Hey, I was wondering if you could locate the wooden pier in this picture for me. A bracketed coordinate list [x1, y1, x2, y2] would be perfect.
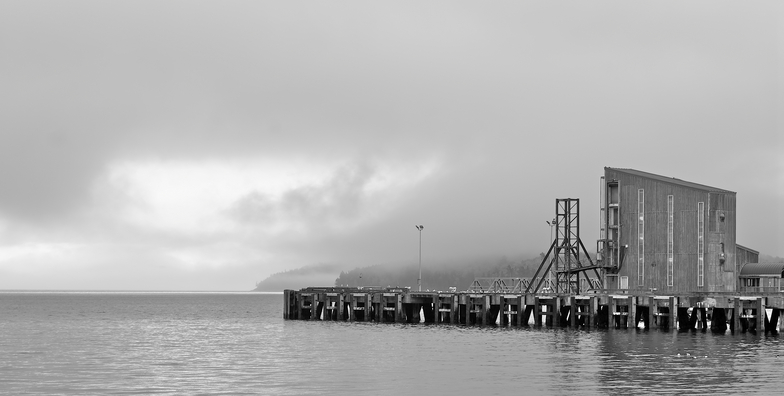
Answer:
[284, 287, 784, 334]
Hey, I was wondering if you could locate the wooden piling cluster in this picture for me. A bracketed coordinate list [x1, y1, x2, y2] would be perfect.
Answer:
[284, 287, 784, 334]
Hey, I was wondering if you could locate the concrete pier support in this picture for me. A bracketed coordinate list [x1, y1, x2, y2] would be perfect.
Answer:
[322, 292, 344, 321]
[574, 296, 596, 328]
[348, 293, 371, 322]
[610, 296, 630, 328]
[499, 296, 515, 326]
[313, 293, 325, 321]
[535, 297, 558, 327]
[379, 293, 403, 323]
[433, 295, 443, 324]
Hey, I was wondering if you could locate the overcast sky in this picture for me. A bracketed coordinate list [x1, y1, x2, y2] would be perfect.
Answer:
[1, 1, 782, 290]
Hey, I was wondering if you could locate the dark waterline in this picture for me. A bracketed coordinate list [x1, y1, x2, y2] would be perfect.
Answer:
[1, 292, 781, 395]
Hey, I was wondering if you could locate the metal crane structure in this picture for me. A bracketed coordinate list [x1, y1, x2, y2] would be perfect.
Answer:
[525, 198, 603, 294]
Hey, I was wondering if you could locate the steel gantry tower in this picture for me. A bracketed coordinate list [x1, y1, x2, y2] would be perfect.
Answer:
[526, 199, 603, 294]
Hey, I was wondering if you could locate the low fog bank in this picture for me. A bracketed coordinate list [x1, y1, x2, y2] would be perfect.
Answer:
[256, 253, 784, 292]
[256, 252, 571, 292]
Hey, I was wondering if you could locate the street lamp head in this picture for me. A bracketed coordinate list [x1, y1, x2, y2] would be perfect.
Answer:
[416, 225, 424, 230]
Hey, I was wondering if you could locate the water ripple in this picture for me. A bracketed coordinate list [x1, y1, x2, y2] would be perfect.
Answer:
[1, 292, 782, 395]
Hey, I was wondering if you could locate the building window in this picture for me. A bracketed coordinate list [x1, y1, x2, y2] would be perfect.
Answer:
[697, 201, 704, 287]
[638, 189, 644, 286]
[667, 195, 674, 287]
[620, 276, 629, 290]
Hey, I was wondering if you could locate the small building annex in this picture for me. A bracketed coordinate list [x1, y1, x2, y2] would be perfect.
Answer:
[739, 262, 784, 293]
[598, 167, 758, 294]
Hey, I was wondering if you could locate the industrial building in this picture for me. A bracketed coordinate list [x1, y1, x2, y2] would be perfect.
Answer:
[598, 167, 760, 294]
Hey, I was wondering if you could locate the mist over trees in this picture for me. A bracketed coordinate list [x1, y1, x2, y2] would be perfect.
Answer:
[760, 254, 784, 263]
[257, 253, 784, 292]
[253, 263, 344, 292]
[334, 254, 570, 291]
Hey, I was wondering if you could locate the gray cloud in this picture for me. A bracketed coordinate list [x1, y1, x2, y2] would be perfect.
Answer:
[227, 162, 375, 226]
[0, 1, 781, 289]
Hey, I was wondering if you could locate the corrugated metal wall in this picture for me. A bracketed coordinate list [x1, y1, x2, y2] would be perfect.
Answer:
[604, 169, 738, 293]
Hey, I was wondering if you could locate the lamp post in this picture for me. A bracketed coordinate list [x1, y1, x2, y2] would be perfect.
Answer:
[546, 218, 556, 246]
[416, 225, 424, 291]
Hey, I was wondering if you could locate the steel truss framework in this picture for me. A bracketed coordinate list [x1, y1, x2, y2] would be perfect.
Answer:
[525, 198, 603, 294]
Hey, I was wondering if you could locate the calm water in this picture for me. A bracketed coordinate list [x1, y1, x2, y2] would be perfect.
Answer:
[1, 292, 782, 395]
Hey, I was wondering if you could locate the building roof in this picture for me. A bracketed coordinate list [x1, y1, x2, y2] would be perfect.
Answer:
[605, 167, 735, 194]
[739, 262, 784, 277]
[736, 244, 759, 255]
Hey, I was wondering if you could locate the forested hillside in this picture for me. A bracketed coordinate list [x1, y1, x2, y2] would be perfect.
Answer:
[333, 254, 588, 291]
[257, 253, 784, 292]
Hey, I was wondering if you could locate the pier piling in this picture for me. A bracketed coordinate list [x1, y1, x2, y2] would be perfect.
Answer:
[282, 288, 783, 337]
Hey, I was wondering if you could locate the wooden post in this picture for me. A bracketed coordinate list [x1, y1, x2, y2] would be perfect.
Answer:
[647, 296, 654, 330]
[283, 290, 290, 320]
[628, 296, 636, 329]
[501, 296, 507, 325]
[483, 295, 491, 325]
[570, 297, 577, 328]
[668, 297, 677, 331]
[341, 293, 348, 321]
[534, 297, 542, 327]
[516, 296, 525, 327]
[375, 297, 383, 323]
[757, 297, 765, 333]
[396, 294, 404, 323]
[317, 293, 324, 321]
[379, 295, 387, 323]
[433, 295, 441, 324]
[310, 294, 317, 321]
[364, 293, 371, 322]
[700, 307, 708, 331]
[348, 294, 355, 322]
[609, 297, 618, 329]
[733, 297, 741, 334]
[451, 295, 459, 324]
[298, 293, 305, 320]
[779, 308, 784, 335]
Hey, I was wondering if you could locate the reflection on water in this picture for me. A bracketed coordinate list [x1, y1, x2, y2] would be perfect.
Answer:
[0, 292, 781, 395]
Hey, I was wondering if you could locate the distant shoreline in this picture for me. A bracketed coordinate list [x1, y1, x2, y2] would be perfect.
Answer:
[0, 290, 282, 294]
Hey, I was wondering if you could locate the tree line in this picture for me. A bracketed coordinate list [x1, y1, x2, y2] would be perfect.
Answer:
[334, 253, 594, 291]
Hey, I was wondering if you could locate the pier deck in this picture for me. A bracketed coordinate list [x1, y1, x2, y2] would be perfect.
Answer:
[284, 287, 784, 334]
